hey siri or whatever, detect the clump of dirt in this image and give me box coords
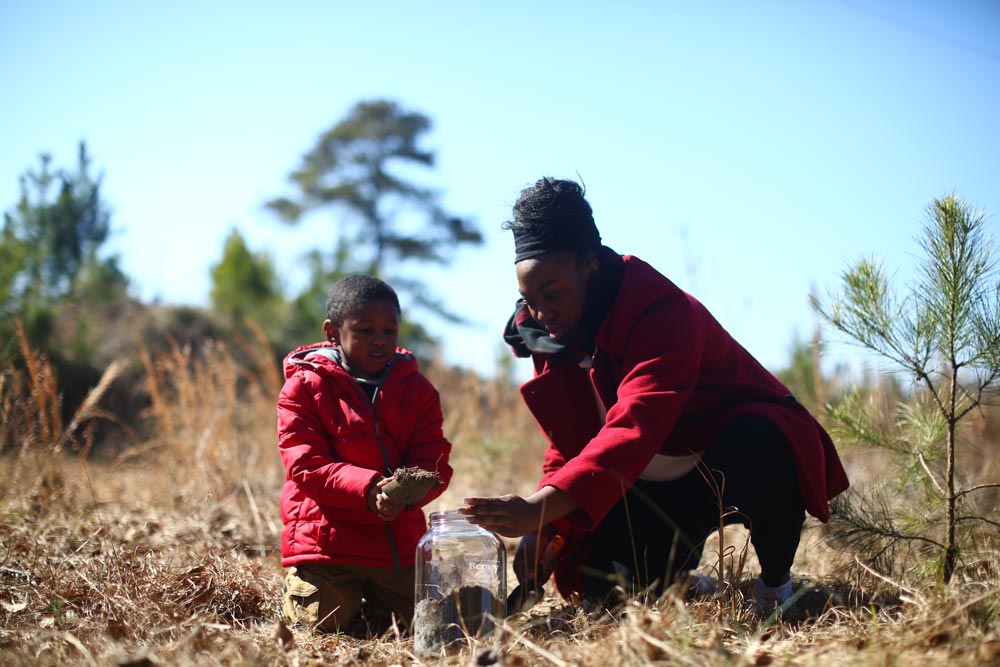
[413,585,502,656]
[381,467,440,505]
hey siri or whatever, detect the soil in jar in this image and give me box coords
[413,585,502,656]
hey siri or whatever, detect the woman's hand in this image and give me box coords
[461,494,542,537]
[514,530,564,584]
[513,532,541,583]
[462,486,578,537]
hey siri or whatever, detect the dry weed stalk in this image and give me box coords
[1,319,124,509]
[137,335,284,540]
[2,318,62,452]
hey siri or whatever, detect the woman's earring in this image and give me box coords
[588,260,601,283]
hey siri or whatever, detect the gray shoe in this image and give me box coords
[751,576,793,615]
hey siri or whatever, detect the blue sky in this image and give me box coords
[2,1,998,378]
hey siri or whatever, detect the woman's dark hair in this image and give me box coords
[326,275,400,325]
[504,177,601,262]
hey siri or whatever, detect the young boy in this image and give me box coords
[277,275,453,634]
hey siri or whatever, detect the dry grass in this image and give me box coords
[2,335,999,666]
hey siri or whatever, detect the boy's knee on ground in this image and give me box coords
[282,566,362,633]
[363,568,416,628]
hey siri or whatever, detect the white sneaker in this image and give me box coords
[751,576,793,615]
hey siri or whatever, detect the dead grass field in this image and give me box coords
[2,335,998,666]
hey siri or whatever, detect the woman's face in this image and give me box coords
[515,250,599,341]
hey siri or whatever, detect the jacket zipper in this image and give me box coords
[350,381,402,569]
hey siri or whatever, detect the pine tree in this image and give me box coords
[266,99,481,327]
[813,194,1000,583]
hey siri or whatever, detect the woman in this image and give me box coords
[462,177,849,612]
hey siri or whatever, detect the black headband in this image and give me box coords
[512,223,602,263]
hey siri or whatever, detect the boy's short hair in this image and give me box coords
[326,275,401,325]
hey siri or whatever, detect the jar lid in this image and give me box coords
[428,508,470,523]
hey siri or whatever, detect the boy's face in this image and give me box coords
[324,299,400,380]
[515,250,599,342]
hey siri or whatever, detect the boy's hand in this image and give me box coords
[374,477,406,522]
[366,476,385,513]
[380,467,440,506]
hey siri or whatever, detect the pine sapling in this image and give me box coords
[814,193,1000,583]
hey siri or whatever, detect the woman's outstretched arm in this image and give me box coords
[461,485,578,537]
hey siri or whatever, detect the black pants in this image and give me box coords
[581,414,805,600]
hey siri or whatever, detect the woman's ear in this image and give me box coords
[584,253,601,282]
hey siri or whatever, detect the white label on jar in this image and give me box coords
[464,561,498,586]
[468,561,496,571]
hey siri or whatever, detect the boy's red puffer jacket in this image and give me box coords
[277,342,452,569]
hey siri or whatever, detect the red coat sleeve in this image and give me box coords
[276,373,380,513]
[535,294,706,529]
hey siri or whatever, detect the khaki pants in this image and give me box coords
[282,563,415,634]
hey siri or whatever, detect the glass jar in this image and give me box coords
[413,509,506,656]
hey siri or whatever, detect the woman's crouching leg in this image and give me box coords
[706,414,806,587]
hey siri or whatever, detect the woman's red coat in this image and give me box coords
[518,255,849,592]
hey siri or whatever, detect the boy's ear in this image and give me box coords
[323,319,339,344]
